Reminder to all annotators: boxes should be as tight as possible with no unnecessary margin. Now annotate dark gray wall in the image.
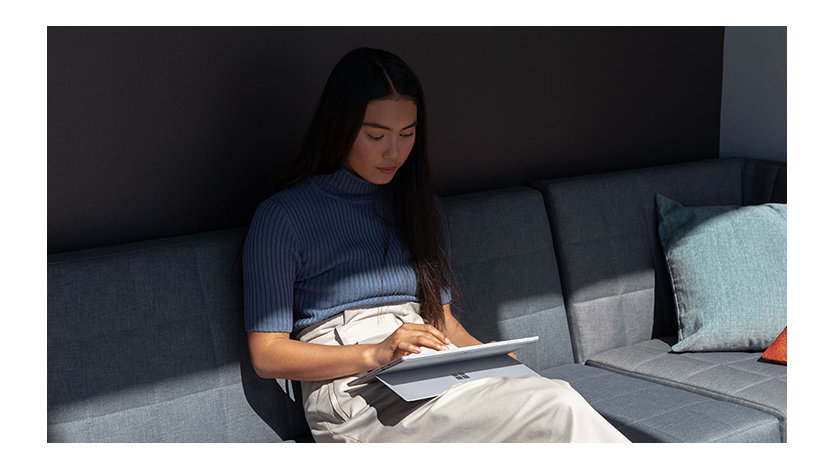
[719,26,786,162]
[48,27,725,253]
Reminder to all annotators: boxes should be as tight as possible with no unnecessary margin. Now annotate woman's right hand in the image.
[369,323,451,369]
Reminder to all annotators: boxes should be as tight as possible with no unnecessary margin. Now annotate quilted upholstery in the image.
[545,363,781,443]
[585,339,787,441]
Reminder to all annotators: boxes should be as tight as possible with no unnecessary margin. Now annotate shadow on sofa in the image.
[47,157,786,442]
[47,230,312,442]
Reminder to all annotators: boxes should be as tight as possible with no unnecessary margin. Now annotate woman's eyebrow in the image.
[362,121,417,131]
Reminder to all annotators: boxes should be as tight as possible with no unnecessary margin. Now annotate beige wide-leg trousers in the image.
[297,301,630,443]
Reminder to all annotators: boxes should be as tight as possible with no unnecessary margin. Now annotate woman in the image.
[243,47,629,443]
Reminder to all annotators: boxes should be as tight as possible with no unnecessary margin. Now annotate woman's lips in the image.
[378,166,397,174]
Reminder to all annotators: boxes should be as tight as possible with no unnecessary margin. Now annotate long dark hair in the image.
[272,47,459,331]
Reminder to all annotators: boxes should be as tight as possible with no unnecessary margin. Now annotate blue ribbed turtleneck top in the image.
[243,167,451,335]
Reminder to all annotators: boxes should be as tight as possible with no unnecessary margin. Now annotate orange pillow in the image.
[762,327,787,365]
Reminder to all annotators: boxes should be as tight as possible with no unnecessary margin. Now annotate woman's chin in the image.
[370,170,397,184]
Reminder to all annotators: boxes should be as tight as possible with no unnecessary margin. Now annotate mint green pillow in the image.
[655,194,786,352]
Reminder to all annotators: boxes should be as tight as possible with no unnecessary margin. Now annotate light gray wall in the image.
[719,26,787,162]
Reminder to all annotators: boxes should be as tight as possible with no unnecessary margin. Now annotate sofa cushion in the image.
[532,158,749,363]
[546,364,781,442]
[762,328,788,365]
[655,194,787,352]
[584,338,787,441]
[47,228,310,442]
[442,187,575,372]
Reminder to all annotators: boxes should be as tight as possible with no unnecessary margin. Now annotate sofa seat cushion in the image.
[48,363,280,442]
[584,338,786,440]
[543,364,781,442]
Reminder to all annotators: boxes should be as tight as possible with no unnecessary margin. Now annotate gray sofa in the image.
[47,156,786,443]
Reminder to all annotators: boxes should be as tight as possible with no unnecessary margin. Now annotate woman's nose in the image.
[383,139,399,160]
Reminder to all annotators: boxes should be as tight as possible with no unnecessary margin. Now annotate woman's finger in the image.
[399,323,450,344]
[378,324,452,365]
[395,330,449,351]
[397,341,423,355]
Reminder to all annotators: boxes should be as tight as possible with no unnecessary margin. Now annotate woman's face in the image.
[345,96,418,185]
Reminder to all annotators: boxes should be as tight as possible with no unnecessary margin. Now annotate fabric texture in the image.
[655,193,787,352]
[243,167,451,335]
[545,363,781,442]
[585,338,787,441]
[298,301,629,443]
[762,327,787,365]
[441,187,575,372]
[532,158,750,363]
[47,228,309,442]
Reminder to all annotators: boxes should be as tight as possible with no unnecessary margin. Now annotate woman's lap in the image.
[297,301,629,443]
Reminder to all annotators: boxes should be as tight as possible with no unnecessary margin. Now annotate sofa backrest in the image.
[742,157,787,205]
[47,228,310,442]
[532,157,786,363]
[46,185,576,441]
[48,157,785,441]
[441,187,575,375]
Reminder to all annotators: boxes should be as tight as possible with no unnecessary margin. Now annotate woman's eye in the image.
[368,132,413,140]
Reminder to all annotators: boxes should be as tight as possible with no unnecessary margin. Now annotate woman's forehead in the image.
[362,97,418,129]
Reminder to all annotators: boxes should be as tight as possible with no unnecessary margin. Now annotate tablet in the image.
[346,336,539,386]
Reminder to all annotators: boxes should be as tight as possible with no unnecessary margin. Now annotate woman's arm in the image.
[248,322,451,381]
[248,331,374,381]
[441,303,482,347]
[249,304,505,381]
[441,303,518,359]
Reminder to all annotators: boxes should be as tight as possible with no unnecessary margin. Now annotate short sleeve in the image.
[434,195,453,305]
[242,198,300,332]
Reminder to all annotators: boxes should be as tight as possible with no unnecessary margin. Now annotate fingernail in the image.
[445,337,451,344]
